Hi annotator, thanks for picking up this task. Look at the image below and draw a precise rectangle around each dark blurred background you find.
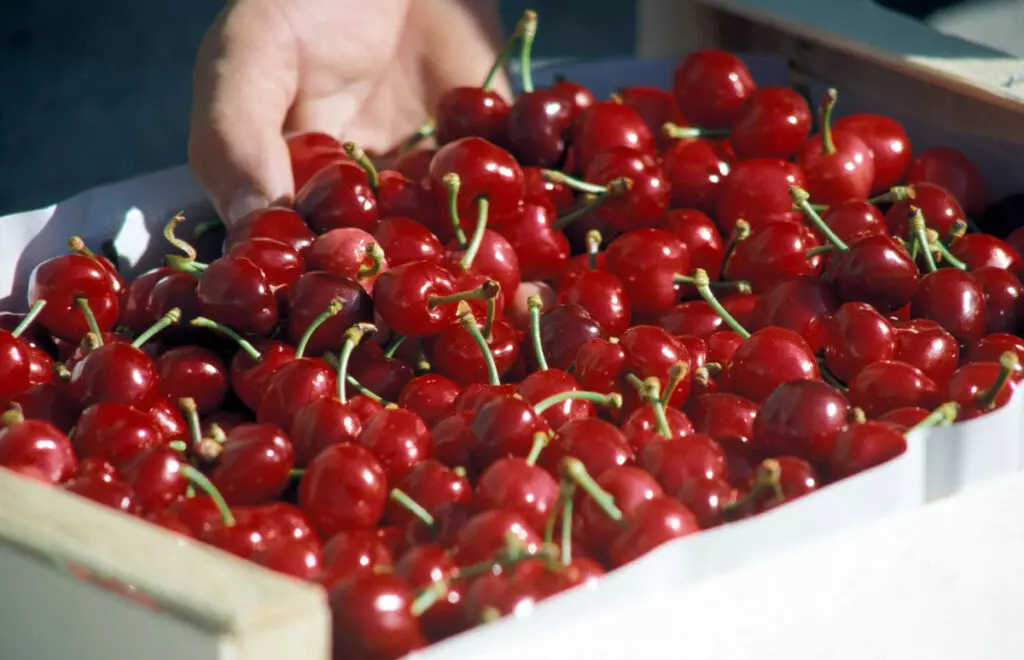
[0,0,1019,215]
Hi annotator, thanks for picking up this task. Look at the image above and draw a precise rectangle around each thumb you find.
[189,5,298,226]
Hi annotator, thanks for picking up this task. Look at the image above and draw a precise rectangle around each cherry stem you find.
[674,274,751,295]
[336,323,376,403]
[661,362,688,408]
[1,405,24,427]
[929,232,968,271]
[390,488,435,528]
[482,10,530,91]
[75,298,104,344]
[976,351,1020,411]
[180,465,235,527]
[818,88,838,155]
[692,268,751,339]
[53,363,72,381]
[459,196,490,272]
[458,302,500,386]
[482,295,497,342]
[178,397,202,449]
[720,220,751,280]
[518,10,538,93]
[525,431,549,466]
[428,279,500,309]
[527,295,549,371]
[442,173,469,248]
[400,120,435,155]
[560,481,575,566]
[724,459,784,514]
[342,142,379,192]
[323,351,388,404]
[168,440,188,453]
[384,335,407,358]
[806,245,836,258]
[454,536,555,583]
[131,308,181,348]
[162,212,202,263]
[791,186,849,251]
[543,482,562,546]
[67,236,98,260]
[868,186,915,205]
[909,209,938,273]
[356,243,385,280]
[541,170,610,196]
[907,401,961,434]
[661,122,730,139]
[944,220,968,245]
[189,317,262,362]
[12,300,46,339]
[289,468,305,479]
[410,581,449,618]
[586,230,602,270]
[627,374,672,439]
[295,297,345,360]
[560,457,623,523]
[534,390,622,415]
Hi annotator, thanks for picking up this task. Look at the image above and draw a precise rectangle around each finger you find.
[188,4,298,225]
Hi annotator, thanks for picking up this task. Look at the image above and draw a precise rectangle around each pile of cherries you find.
[3,11,1024,659]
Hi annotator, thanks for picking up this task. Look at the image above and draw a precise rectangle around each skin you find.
[189,0,509,225]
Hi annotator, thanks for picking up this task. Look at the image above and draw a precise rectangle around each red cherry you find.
[823,302,896,383]
[558,269,630,337]
[119,267,173,335]
[965,333,1024,366]
[469,394,549,468]
[907,146,987,215]
[397,374,461,428]
[672,50,755,129]
[385,459,470,530]
[157,345,228,415]
[427,411,476,471]
[195,257,278,337]
[286,272,373,356]
[584,147,670,231]
[225,207,316,257]
[318,529,393,587]
[748,456,821,512]
[948,234,1021,273]
[473,456,559,535]
[226,237,305,307]
[257,357,337,435]
[640,433,726,495]
[878,406,931,430]
[750,276,836,351]
[13,382,82,435]
[575,465,662,560]
[970,267,1023,335]
[65,472,139,514]
[657,300,724,338]
[689,391,758,444]
[609,496,700,567]
[541,417,634,479]
[729,87,812,160]
[206,423,294,506]
[660,209,725,279]
[346,342,415,403]
[723,221,820,293]
[146,271,201,338]
[893,319,960,387]
[831,234,920,313]
[523,166,574,213]
[831,114,911,194]
[255,534,324,581]
[829,421,908,480]
[357,408,430,483]
[752,380,851,464]
[517,368,593,431]
[725,327,820,403]
[910,268,987,345]
[619,325,692,407]
[395,545,463,642]
[884,182,966,239]
[715,159,806,234]
[295,160,378,233]
[435,86,509,145]
[429,137,525,226]
[290,396,369,469]
[945,355,1020,418]
[0,408,77,483]
[73,403,163,470]
[28,255,119,343]
[506,89,573,167]
[677,476,741,528]
[69,340,162,410]
[226,339,296,412]
[606,228,689,320]
[551,76,596,115]
[501,201,570,282]
[452,508,542,565]
[462,573,540,625]
[441,231,522,301]
[118,445,187,514]
[796,90,874,205]
[661,138,732,214]
[298,443,387,538]
[306,228,387,291]
[373,261,460,338]
[373,217,443,268]
[522,304,602,372]
[847,361,939,418]
[328,572,426,659]
[614,86,683,154]
[571,101,656,174]
[286,131,346,190]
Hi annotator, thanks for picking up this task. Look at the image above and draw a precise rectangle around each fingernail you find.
[224,190,272,227]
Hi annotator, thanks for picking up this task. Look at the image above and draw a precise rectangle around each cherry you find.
[373,217,443,268]
[660,138,732,215]
[677,476,741,528]
[462,573,540,624]
[729,87,812,160]
[14,382,82,435]
[397,374,461,428]
[431,304,519,386]
[715,159,806,234]
[672,50,755,129]
[820,200,887,243]
[436,87,510,147]
[344,341,414,402]
[73,402,163,470]
[0,407,77,483]
[551,76,596,115]
[120,267,174,335]
[440,221,522,303]
[970,267,1023,335]
[906,146,987,215]
[614,86,683,153]
[452,508,542,565]
[146,270,201,338]
[287,272,373,356]
[286,131,346,189]
[606,228,689,320]
[746,457,821,512]
[507,88,573,167]
[559,268,630,337]
[69,329,170,410]
[226,237,305,306]
[619,326,691,407]
[356,407,430,483]
[328,572,426,659]
[385,460,470,531]
[502,200,571,282]
[541,417,635,479]
[847,361,939,418]
[255,534,324,581]
[639,432,726,495]
[373,261,462,338]
[609,496,699,567]
[65,471,139,515]
[910,268,987,345]
[829,419,909,480]
[689,391,758,443]
[832,113,911,193]
[28,254,119,343]
[523,304,602,372]
[658,300,725,338]
[200,423,295,506]
[517,367,593,432]
[157,345,228,415]
[946,353,1020,418]
[883,182,966,239]
[753,380,851,464]
[429,138,525,226]
[306,229,387,292]
[965,333,1024,366]
[298,443,387,538]
[523,166,574,213]
[573,464,663,560]
[660,209,725,279]
[750,276,835,351]
[797,89,874,205]
[878,406,931,430]
[257,355,337,434]
[473,454,559,535]
[948,234,1021,273]
[723,221,820,293]
[119,445,188,514]
[395,546,463,642]
[295,159,378,234]
[571,102,655,175]
[893,319,960,387]
[318,530,393,587]
[580,147,670,231]
[823,302,896,383]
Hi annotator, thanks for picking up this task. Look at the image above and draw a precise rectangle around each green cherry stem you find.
[790,186,849,251]
[295,297,345,360]
[661,122,730,139]
[384,335,407,359]
[482,10,531,91]
[410,581,449,618]
[560,481,575,566]
[586,229,602,270]
[723,459,783,515]
[67,235,100,260]
[356,242,386,280]
[289,468,305,479]
[459,196,491,272]
[560,457,623,523]
[189,317,262,362]
[542,170,615,196]
[674,274,751,295]
[692,268,751,339]
[907,401,961,434]
[909,209,938,273]
[390,488,435,528]
[627,374,671,439]
[428,280,500,309]
[12,300,46,338]
[551,178,633,231]
[163,212,196,261]
[660,362,689,408]
[168,440,188,453]
[929,233,968,271]
[806,244,836,258]
[527,294,549,371]
[400,120,434,155]
[534,390,622,415]
[525,431,549,467]
[482,293,497,341]
[336,323,376,403]
[818,88,839,155]
[443,173,469,249]
[322,351,387,404]
[867,185,915,206]
[976,352,1020,411]
[518,10,538,93]
[180,465,235,526]
[944,219,968,246]
[75,297,104,344]
[342,142,379,192]
[131,307,181,348]
[720,219,751,280]
[458,302,500,386]
[178,397,203,449]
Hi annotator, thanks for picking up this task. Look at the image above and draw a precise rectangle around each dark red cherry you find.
[584,147,670,231]
[948,234,1021,273]
[385,459,471,530]
[469,395,549,468]
[357,407,431,483]
[640,433,726,495]
[225,207,316,256]
[969,267,1022,335]
[672,50,755,129]
[829,421,907,480]
[606,228,689,320]
[661,138,733,215]
[65,472,139,515]
[286,272,373,356]
[69,341,161,409]
[257,357,336,431]
[577,464,663,562]
[965,333,1024,366]
[715,159,806,234]
[688,392,758,444]
[796,90,874,205]
[157,345,228,415]
[878,406,931,430]
[295,160,378,233]
[946,356,1020,418]
[305,228,387,292]
[318,529,393,587]
[571,101,656,174]
[750,276,836,352]
[328,572,426,659]
[893,319,960,387]
[207,423,295,506]
[435,87,509,146]
[542,417,634,479]
[473,457,559,535]
[725,327,820,403]
[28,254,119,343]
[884,182,966,239]
[226,237,305,306]
[195,257,278,337]
[73,402,163,470]
[831,234,920,313]
[609,496,700,567]
[847,361,939,418]
[298,443,387,538]
[910,268,987,345]
[523,166,574,213]
[119,267,174,335]
[724,222,820,293]
[730,87,812,160]
[429,137,525,226]
[832,114,911,194]
[507,89,573,167]
[0,409,77,484]
[558,269,630,337]
[820,200,887,243]
[286,131,346,190]
[373,217,443,268]
[373,261,460,338]
[228,339,296,412]
[119,445,187,514]
[823,302,895,383]
[397,374,461,428]
[522,304,602,372]
[657,300,724,338]
[616,86,684,153]
[907,146,987,215]
[752,380,850,464]
[452,508,542,565]
[289,398,363,469]
[517,369,594,432]
[660,209,725,279]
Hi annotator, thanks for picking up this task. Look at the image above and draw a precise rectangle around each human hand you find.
[188,0,510,225]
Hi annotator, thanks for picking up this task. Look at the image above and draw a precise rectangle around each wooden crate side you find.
[0,470,330,660]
